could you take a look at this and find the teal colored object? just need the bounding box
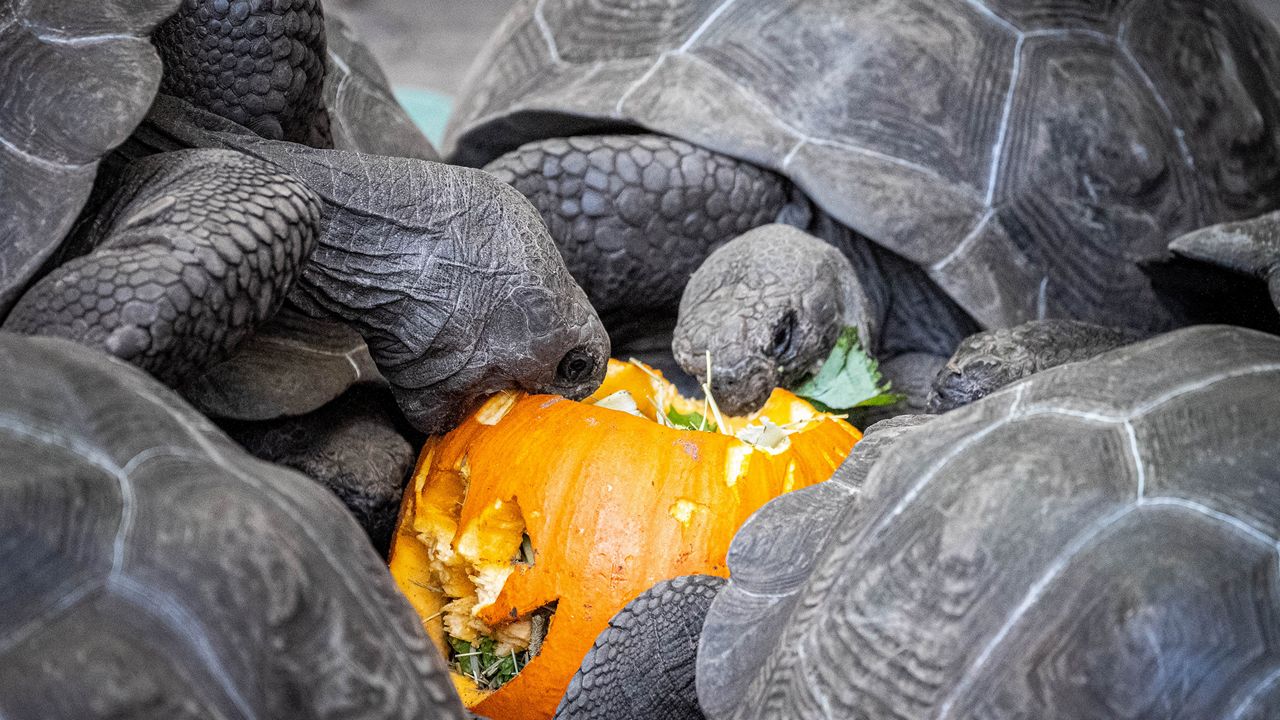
[393,87,454,150]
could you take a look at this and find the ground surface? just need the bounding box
[328,0,515,97]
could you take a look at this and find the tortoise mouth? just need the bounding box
[698,356,781,417]
[928,365,980,414]
[415,356,603,435]
[708,378,774,417]
[407,387,496,436]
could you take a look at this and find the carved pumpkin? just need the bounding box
[389,359,860,719]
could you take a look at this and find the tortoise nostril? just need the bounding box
[557,347,596,385]
[771,311,796,359]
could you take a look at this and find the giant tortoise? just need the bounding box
[0,332,466,719]
[928,205,1280,413]
[558,324,1280,719]
[447,0,1280,413]
[0,0,609,437]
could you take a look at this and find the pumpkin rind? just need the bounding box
[389,360,860,719]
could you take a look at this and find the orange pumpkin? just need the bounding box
[388,359,860,719]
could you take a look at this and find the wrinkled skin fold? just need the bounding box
[3,0,609,436]
[27,95,610,434]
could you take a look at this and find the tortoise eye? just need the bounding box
[771,312,796,359]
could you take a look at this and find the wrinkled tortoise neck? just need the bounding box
[808,211,980,362]
[129,95,609,433]
[152,0,332,147]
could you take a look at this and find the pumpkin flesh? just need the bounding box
[389,360,860,719]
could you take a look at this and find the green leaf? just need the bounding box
[448,637,472,657]
[793,327,902,412]
[447,633,527,689]
[666,406,718,432]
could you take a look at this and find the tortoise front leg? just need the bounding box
[556,575,725,720]
[3,149,320,386]
[1170,211,1280,316]
[485,134,800,333]
[153,0,332,147]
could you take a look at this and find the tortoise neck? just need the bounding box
[808,209,978,359]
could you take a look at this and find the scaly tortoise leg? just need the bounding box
[485,134,800,333]
[3,149,321,386]
[153,0,333,147]
[555,575,725,720]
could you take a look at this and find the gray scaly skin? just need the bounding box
[451,0,1280,418]
[0,0,180,317]
[671,224,864,415]
[2,0,443,556]
[123,95,610,434]
[119,0,600,548]
[4,0,609,435]
[487,135,976,415]
[484,135,794,335]
[556,575,726,720]
[928,319,1144,413]
[483,132,1168,421]
[5,149,321,387]
[153,0,332,147]
[222,384,416,556]
[1170,210,1280,315]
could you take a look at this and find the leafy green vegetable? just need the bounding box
[448,634,527,689]
[794,327,902,412]
[666,406,718,432]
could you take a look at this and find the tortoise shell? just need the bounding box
[447,0,1280,332]
[323,12,440,161]
[0,0,180,316]
[697,325,1280,719]
[0,334,464,718]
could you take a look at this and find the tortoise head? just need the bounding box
[123,93,610,436]
[215,141,614,435]
[383,178,611,434]
[673,224,876,415]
